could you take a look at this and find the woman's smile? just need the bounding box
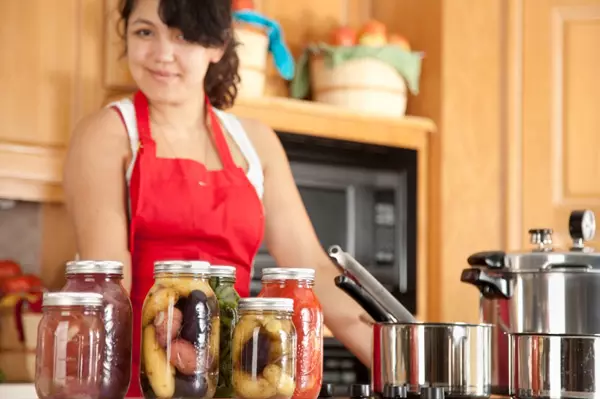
[147,68,180,83]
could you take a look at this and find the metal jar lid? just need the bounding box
[43,292,104,308]
[65,260,124,275]
[261,267,315,281]
[154,260,211,276]
[209,265,236,279]
[238,297,294,313]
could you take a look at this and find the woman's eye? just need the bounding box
[134,29,152,37]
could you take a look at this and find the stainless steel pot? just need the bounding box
[460,209,600,395]
[373,321,492,398]
[334,275,492,397]
[510,333,600,399]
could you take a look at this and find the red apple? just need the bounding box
[358,20,387,46]
[233,0,255,11]
[388,33,411,51]
[330,26,357,46]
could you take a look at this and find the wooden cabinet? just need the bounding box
[506,0,600,251]
[0,0,105,202]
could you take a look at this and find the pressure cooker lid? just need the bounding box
[467,210,600,272]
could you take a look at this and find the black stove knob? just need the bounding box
[349,383,371,398]
[383,383,407,398]
[319,383,334,398]
[420,386,444,399]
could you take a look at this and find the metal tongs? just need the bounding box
[328,245,417,323]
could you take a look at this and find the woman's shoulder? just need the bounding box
[72,104,128,142]
[67,104,130,164]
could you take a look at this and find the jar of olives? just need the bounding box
[35,292,105,399]
[62,260,132,399]
[232,298,297,399]
[140,260,220,399]
[209,265,240,398]
[259,268,324,399]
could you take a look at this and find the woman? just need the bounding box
[63,0,372,396]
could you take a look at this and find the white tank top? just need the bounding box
[108,98,264,199]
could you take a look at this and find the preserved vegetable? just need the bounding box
[35,292,105,399]
[232,297,296,399]
[140,260,220,399]
[62,260,132,399]
[209,265,240,398]
[259,268,324,399]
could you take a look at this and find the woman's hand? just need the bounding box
[63,108,133,292]
[243,118,373,366]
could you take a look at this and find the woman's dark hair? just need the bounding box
[119,0,240,109]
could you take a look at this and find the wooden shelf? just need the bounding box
[0,142,65,203]
[231,96,435,151]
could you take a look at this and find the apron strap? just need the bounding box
[133,90,236,170]
[133,91,156,151]
[206,96,236,170]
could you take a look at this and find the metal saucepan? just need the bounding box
[334,274,492,398]
[510,333,600,399]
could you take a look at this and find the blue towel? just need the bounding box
[233,10,295,80]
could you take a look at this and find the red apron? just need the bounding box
[122,91,265,398]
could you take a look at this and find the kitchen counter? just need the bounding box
[0,383,36,398]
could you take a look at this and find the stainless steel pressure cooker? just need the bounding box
[460,209,600,395]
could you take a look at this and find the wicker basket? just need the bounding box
[234,22,269,98]
[310,54,408,117]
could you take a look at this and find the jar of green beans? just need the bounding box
[209,265,240,397]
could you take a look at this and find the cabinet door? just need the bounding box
[104,0,135,90]
[0,1,78,146]
[507,0,600,249]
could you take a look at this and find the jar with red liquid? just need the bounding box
[259,268,324,399]
[35,292,105,399]
[61,260,133,399]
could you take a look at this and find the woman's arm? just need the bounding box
[63,109,133,292]
[245,119,373,367]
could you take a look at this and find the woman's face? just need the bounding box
[126,0,223,104]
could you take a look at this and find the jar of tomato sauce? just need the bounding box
[62,260,132,399]
[258,268,324,399]
[35,292,105,399]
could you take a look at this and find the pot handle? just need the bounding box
[460,268,512,299]
[334,275,397,323]
[467,251,506,269]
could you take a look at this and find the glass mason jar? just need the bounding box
[259,268,324,399]
[35,292,105,399]
[62,260,133,399]
[232,297,297,399]
[209,265,240,398]
[140,260,220,399]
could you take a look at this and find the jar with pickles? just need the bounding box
[62,260,132,399]
[232,297,297,399]
[35,292,105,399]
[209,265,240,397]
[140,260,220,399]
[259,268,324,399]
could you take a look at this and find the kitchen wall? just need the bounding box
[0,200,75,290]
[0,201,42,275]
